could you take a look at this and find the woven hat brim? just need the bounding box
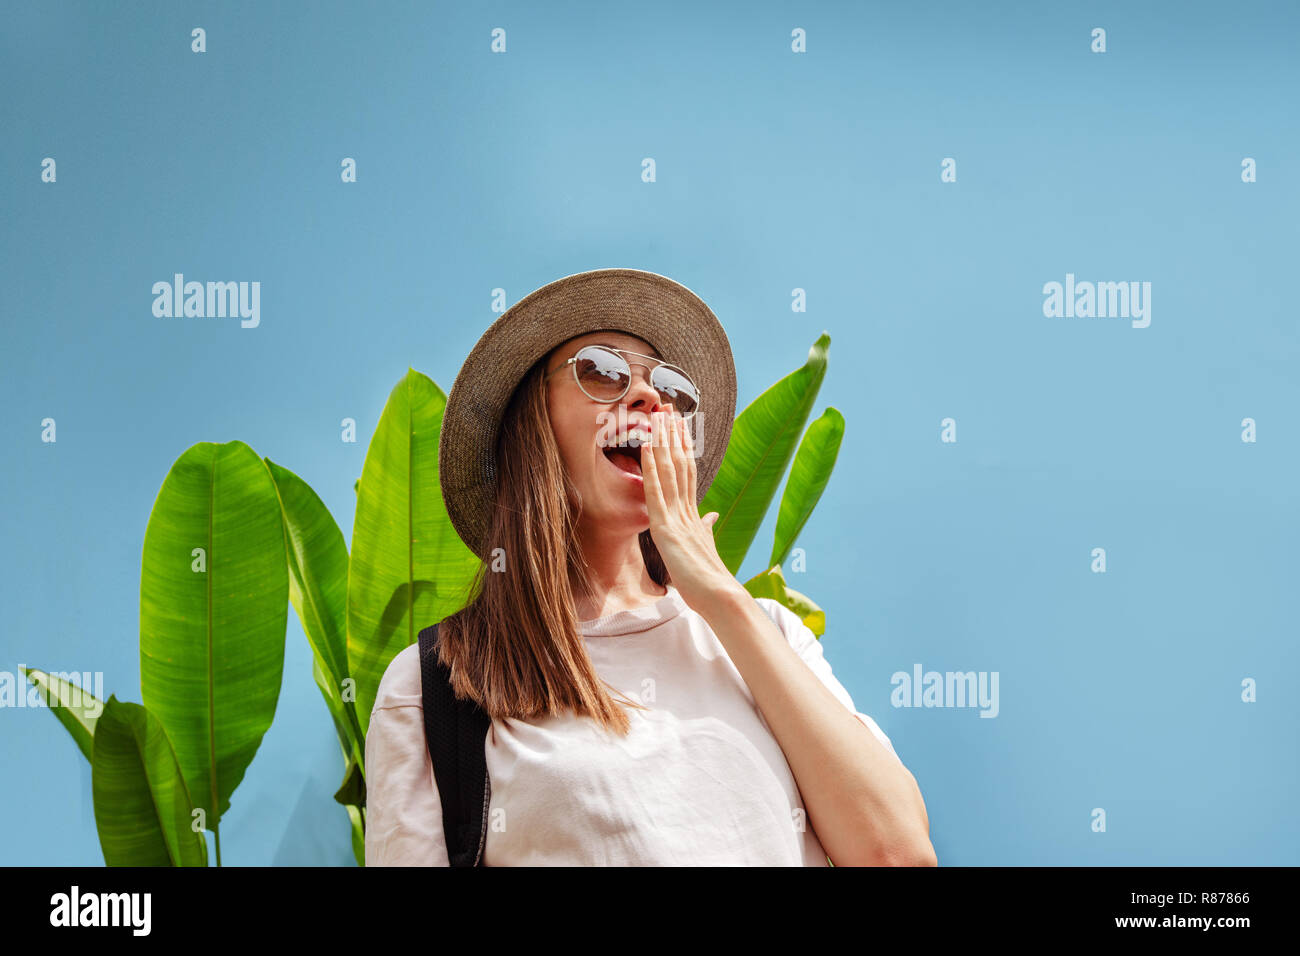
[438,268,737,559]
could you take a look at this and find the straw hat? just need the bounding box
[438,268,738,559]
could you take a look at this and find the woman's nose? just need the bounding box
[623,366,660,412]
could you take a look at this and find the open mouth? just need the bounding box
[600,433,646,480]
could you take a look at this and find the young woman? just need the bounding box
[365,268,935,866]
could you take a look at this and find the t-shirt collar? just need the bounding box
[579,584,687,637]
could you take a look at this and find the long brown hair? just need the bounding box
[435,357,670,736]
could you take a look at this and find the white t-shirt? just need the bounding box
[364,583,903,866]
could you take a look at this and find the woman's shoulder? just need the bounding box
[373,642,424,712]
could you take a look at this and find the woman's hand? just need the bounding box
[640,404,742,611]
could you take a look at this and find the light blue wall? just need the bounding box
[2,0,1295,865]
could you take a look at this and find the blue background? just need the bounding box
[2,0,1296,865]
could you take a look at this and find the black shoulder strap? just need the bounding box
[417,622,492,867]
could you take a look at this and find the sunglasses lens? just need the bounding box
[652,365,699,415]
[571,346,700,414]
[573,347,631,400]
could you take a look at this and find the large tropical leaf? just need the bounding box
[769,407,845,568]
[700,333,830,575]
[269,455,367,864]
[313,656,366,866]
[346,805,365,866]
[265,458,363,770]
[23,667,104,763]
[139,440,288,834]
[314,657,355,773]
[91,697,209,866]
[348,369,480,736]
[743,565,826,636]
[333,757,366,806]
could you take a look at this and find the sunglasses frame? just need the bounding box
[544,345,701,418]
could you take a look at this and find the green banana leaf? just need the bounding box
[314,656,365,866]
[314,656,357,777]
[743,564,826,636]
[348,369,480,736]
[700,333,830,575]
[139,440,288,840]
[770,407,845,568]
[265,458,363,771]
[22,667,103,763]
[92,697,209,866]
[346,805,365,866]
[333,757,366,806]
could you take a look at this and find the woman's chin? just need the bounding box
[621,496,650,524]
[612,493,650,528]
[584,506,650,540]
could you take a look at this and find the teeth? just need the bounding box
[606,428,650,450]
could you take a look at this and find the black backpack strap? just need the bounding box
[417,622,492,867]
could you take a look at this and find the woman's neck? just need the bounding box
[571,528,666,621]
